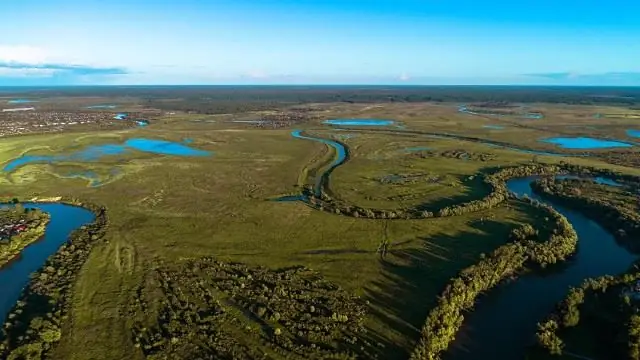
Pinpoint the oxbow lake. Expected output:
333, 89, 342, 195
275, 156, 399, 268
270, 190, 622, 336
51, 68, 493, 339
323, 119, 395, 126
2, 138, 210, 172
540, 137, 633, 149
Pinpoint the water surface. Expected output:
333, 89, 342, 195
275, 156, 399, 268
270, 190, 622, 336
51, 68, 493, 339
324, 119, 395, 126
3, 139, 210, 173
86, 104, 117, 109
0, 203, 95, 324
291, 130, 346, 196
8, 99, 37, 104
448, 176, 636, 360
482, 125, 505, 130
125, 138, 210, 156
627, 130, 640, 138
541, 137, 633, 149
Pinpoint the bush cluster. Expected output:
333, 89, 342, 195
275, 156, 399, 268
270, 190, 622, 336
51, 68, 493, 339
128, 258, 368, 359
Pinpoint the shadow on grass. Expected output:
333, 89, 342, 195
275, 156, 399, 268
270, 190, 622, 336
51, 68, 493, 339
359, 218, 521, 360
415, 175, 493, 212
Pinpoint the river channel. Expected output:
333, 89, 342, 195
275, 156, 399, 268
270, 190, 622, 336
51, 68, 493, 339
287, 130, 634, 358
447, 176, 636, 360
0, 203, 95, 324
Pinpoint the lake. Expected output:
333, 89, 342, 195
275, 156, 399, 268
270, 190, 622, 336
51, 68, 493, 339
3, 138, 211, 173
323, 119, 395, 126
482, 125, 505, 130
541, 137, 633, 149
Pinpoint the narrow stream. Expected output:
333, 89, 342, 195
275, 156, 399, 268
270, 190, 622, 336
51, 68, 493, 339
0, 203, 95, 324
447, 176, 636, 360
291, 130, 347, 196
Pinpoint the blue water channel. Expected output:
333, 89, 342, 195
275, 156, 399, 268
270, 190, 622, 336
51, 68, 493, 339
290, 130, 346, 196
541, 137, 633, 149
3, 138, 210, 173
0, 203, 95, 324
482, 125, 505, 130
448, 175, 636, 360
324, 119, 395, 126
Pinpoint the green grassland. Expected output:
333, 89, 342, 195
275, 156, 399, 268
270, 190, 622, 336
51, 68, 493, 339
1, 101, 640, 359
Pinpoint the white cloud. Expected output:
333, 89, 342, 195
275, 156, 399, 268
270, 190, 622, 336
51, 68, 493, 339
0, 45, 49, 64
0, 67, 56, 77
399, 72, 410, 81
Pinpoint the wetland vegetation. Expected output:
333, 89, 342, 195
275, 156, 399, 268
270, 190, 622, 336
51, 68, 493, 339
0, 86, 639, 360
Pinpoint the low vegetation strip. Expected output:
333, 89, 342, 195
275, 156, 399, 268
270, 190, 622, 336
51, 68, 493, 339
409, 195, 578, 360
0, 199, 107, 360
0, 207, 50, 268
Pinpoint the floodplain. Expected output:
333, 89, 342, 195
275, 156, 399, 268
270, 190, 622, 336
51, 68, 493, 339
0, 87, 640, 360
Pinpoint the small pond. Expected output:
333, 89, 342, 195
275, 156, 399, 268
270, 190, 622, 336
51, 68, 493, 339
405, 146, 431, 152
113, 113, 128, 120
627, 130, 640, 138
0, 203, 95, 324
541, 137, 633, 149
540, 137, 633, 150
3, 138, 210, 173
86, 105, 117, 109
483, 125, 505, 130
8, 99, 37, 104
323, 119, 395, 126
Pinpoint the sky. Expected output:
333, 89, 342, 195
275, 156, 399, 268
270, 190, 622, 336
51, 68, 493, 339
1, 0, 640, 86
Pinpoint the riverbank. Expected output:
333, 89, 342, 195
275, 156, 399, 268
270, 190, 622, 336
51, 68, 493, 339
0, 198, 107, 360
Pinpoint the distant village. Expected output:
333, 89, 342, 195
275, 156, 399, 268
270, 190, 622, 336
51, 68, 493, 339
0, 111, 142, 137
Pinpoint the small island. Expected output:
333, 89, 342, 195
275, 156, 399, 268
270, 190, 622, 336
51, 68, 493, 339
0, 205, 50, 268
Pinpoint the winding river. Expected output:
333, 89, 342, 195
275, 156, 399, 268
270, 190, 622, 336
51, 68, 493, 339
287, 130, 635, 358
291, 130, 347, 196
0, 203, 95, 324
446, 176, 637, 360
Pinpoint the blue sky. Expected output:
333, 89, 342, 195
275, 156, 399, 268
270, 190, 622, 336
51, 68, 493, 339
1, 0, 640, 85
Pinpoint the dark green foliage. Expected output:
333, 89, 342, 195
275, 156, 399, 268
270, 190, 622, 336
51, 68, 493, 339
128, 258, 367, 359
